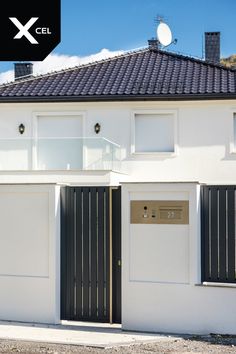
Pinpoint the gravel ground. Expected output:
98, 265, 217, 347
0, 334, 236, 354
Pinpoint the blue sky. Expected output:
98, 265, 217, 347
60, 0, 236, 57
0, 0, 235, 77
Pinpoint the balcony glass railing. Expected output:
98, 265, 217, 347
0, 137, 121, 171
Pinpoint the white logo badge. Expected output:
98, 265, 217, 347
9, 17, 39, 44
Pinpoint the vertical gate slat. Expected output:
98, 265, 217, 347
105, 188, 110, 321
75, 188, 83, 319
60, 187, 67, 319
210, 188, 218, 281
66, 187, 75, 319
202, 186, 210, 281
90, 188, 98, 320
227, 188, 235, 282
97, 188, 105, 319
64, 187, 70, 319
82, 188, 90, 319
219, 188, 227, 281
112, 188, 122, 323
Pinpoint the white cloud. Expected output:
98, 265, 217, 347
0, 48, 124, 85
0, 70, 14, 85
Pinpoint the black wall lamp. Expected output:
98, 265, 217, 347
94, 123, 101, 134
19, 123, 25, 134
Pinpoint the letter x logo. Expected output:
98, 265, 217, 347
9, 17, 39, 44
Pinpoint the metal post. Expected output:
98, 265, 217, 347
109, 187, 113, 324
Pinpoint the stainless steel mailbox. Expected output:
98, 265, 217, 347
130, 200, 189, 224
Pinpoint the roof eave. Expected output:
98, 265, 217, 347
0, 93, 236, 103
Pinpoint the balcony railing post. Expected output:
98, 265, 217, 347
32, 137, 38, 170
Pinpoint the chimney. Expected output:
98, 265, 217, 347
14, 63, 33, 81
205, 32, 220, 64
148, 38, 159, 51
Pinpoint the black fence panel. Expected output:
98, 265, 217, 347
201, 185, 236, 283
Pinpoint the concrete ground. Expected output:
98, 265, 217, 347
0, 320, 183, 349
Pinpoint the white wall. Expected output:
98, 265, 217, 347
0, 100, 235, 183
0, 184, 60, 324
122, 183, 236, 335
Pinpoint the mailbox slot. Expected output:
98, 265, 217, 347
130, 200, 189, 224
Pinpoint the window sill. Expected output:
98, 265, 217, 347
131, 151, 178, 158
195, 282, 236, 289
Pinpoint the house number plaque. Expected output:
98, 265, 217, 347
130, 200, 189, 225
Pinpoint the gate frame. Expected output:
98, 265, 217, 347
60, 185, 121, 324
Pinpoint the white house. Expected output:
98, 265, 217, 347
0, 32, 235, 334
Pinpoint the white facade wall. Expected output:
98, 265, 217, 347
122, 183, 236, 335
0, 100, 235, 331
0, 100, 235, 184
0, 185, 60, 324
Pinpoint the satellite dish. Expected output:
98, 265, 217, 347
157, 22, 172, 47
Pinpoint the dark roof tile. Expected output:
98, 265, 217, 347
0, 47, 235, 101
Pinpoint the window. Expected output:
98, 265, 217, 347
37, 115, 83, 138
132, 112, 177, 154
230, 112, 236, 154
33, 112, 85, 170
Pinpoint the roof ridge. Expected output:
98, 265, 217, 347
157, 48, 236, 71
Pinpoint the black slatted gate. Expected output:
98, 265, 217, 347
61, 186, 121, 323
201, 185, 236, 283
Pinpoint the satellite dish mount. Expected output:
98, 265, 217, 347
156, 19, 177, 48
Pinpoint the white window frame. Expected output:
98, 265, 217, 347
130, 109, 179, 156
32, 111, 86, 170
229, 109, 236, 154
